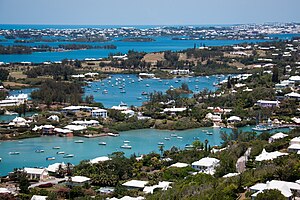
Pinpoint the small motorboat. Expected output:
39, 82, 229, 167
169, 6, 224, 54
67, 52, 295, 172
123, 140, 130, 143
35, 150, 45, 153
107, 133, 119, 137
164, 137, 171, 140
120, 144, 132, 149
52, 146, 61, 149
120, 90, 126, 93
9, 152, 20, 155
146, 84, 150, 87
57, 151, 65, 154
158, 142, 164, 145
137, 97, 142, 100
177, 136, 183, 139
99, 142, 107, 145
206, 132, 213, 135
170, 133, 177, 137
63, 154, 74, 158
46, 156, 55, 161
141, 91, 148, 96
74, 140, 84, 143
185, 144, 194, 149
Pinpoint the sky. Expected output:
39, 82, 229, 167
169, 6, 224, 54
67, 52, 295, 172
0, 0, 299, 25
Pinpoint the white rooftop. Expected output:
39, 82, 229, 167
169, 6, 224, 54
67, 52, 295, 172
255, 149, 288, 162
31, 195, 48, 200
90, 156, 110, 164
24, 167, 47, 175
192, 157, 220, 167
169, 162, 189, 168
122, 180, 148, 188
71, 176, 91, 183
64, 125, 87, 131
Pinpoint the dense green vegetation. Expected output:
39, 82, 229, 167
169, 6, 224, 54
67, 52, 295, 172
31, 80, 83, 105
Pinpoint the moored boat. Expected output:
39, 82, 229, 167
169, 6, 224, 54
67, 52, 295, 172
99, 142, 107, 145
120, 144, 132, 149
164, 137, 171, 140
107, 133, 119, 137
9, 152, 20, 155
35, 149, 45, 153
57, 151, 65, 154
63, 154, 74, 158
158, 142, 164, 145
52, 146, 61, 149
46, 156, 55, 160
74, 140, 84, 143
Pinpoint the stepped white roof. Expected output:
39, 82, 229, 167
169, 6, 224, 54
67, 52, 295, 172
255, 149, 288, 162
122, 180, 148, 188
192, 157, 220, 167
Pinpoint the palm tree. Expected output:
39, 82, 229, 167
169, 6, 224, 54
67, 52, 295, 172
159, 145, 164, 157
204, 139, 209, 152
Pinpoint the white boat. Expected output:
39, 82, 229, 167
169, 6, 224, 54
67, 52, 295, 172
63, 154, 74, 158
57, 151, 65, 154
74, 140, 84, 143
120, 144, 132, 149
146, 84, 150, 87
123, 140, 130, 143
46, 156, 55, 161
177, 136, 183, 139
206, 132, 213, 135
185, 144, 194, 149
158, 142, 164, 145
99, 142, 107, 145
107, 133, 119, 137
170, 133, 177, 137
52, 146, 61, 149
252, 125, 270, 132
103, 89, 108, 94
35, 150, 45, 153
9, 152, 20, 155
0, 158, 2, 162
120, 90, 126, 93
137, 97, 142, 100
164, 137, 171, 140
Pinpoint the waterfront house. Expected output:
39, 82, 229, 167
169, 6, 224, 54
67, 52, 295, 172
47, 115, 59, 122
249, 180, 300, 199
91, 109, 108, 118
67, 176, 91, 187
269, 132, 288, 143
8, 117, 31, 127
227, 116, 242, 123
54, 128, 73, 137
62, 105, 94, 113
169, 69, 191, 75
122, 180, 148, 190
256, 100, 280, 108
90, 156, 111, 164
0, 94, 28, 107
71, 120, 99, 127
111, 102, 128, 111
24, 168, 49, 181
64, 125, 87, 131
289, 75, 300, 82
139, 73, 155, 78
46, 162, 67, 174
205, 113, 222, 122
191, 157, 220, 175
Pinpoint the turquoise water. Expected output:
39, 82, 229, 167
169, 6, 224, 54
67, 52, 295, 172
0, 36, 270, 63
84, 74, 226, 107
0, 127, 290, 176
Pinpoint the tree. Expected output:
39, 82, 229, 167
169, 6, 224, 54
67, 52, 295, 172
19, 172, 30, 194
256, 189, 285, 200
0, 69, 9, 81
272, 66, 279, 83
204, 139, 209, 152
159, 145, 164, 157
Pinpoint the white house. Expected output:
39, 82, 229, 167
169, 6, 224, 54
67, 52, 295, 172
90, 156, 111, 164
288, 137, 300, 153
256, 100, 280, 108
227, 116, 242, 123
163, 107, 187, 113
71, 120, 99, 127
250, 180, 300, 199
255, 149, 288, 162
91, 109, 107, 118
67, 176, 91, 186
169, 162, 189, 168
121, 109, 135, 117
143, 181, 172, 194
31, 195, 48, 200
191, 157, 220, 175
122, 180, 148, 190
24, 168, 49, 181
285, 92, 300, 101
269, 132, 288, 143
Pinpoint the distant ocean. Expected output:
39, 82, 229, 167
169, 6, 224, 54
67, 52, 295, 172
0, 24, 299, 63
